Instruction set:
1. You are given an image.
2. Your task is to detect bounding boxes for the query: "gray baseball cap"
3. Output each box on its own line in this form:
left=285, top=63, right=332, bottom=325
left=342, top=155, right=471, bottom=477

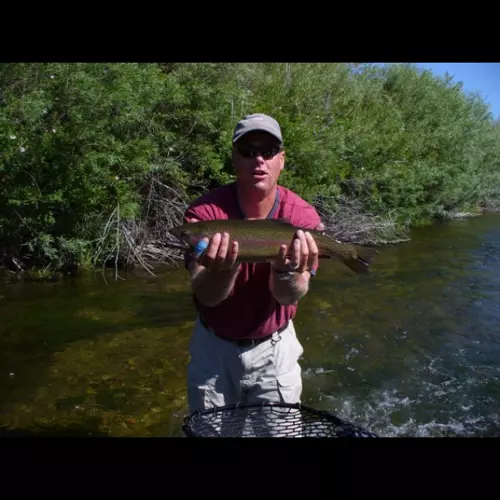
left=232, top=113, right=283, bottom=144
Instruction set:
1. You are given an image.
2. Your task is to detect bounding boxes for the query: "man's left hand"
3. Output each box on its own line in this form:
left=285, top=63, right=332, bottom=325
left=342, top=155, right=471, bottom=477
left=274, top=229, right=319, bottom=275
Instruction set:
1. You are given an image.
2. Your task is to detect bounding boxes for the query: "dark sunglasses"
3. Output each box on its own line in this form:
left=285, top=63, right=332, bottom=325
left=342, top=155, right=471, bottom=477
left=236, top=144, right=282, bottom=160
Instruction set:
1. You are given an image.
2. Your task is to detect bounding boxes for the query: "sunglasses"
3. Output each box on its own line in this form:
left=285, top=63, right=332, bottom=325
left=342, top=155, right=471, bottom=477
left=236, top=144, right=282, bottom=160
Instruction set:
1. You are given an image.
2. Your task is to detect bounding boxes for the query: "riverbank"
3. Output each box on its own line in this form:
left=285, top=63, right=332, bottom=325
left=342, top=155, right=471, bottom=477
left=2, top=63, right=500, bottom=285
left=1, top=212, right=500, bottom=437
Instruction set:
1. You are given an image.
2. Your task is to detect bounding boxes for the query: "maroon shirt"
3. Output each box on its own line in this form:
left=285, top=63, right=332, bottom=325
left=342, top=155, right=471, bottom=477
left=184, top=182, right=322, bottom=340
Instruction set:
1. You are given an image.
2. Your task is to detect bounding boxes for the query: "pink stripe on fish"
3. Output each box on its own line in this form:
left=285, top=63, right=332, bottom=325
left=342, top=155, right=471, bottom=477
left=237, top=239, right=287, bottom=247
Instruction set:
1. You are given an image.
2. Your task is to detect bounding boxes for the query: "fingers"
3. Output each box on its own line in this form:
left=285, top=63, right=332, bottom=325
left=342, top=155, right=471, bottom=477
left=274, top=244, right=289, bottom=271
left=201, top=232, right=224, bottom=269
left=294, top=230, right=312, bottom=273
left=215, top=232, right=230, bottom=268
left=199, top=232, right=239, bottom=271
left=289, top=234, right=302, bottom=271
left=201, top=233, right=221, bottom=264
left=315, top=222, right=325, bottom=231
left=305, top=231, right=319, bottom=271
left=226, top=240, right=239, bottom=268
left=279, top=244, right=288, bottom=261
left=282, top=230, right=318, bottom=274
left=300, top=232, right=310, bottom=272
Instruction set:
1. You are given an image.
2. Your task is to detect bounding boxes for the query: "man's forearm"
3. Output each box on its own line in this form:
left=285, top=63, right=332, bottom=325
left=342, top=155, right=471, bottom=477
left=191, top=265, right=241, bottom=307
left=269, top=270, right=310, bottom=305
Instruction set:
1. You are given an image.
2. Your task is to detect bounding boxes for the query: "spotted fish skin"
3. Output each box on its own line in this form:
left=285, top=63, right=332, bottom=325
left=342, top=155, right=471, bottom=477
left=169, top=219, right=373, bottom=274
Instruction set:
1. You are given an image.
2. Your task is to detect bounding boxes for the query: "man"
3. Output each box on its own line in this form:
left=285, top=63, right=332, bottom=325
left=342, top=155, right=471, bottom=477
left=183, top=113, right=324, bottom=419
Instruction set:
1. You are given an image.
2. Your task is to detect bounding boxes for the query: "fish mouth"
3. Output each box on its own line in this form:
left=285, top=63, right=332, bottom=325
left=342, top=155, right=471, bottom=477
left=166, top=226, right=190, bottom=250
left=169, top=226, right=180, bottom=238
left=165, top=238, right=190, bottom=251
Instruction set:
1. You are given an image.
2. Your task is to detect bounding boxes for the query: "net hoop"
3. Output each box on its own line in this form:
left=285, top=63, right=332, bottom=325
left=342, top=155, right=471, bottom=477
left=182, top=401, right=378, bottom=438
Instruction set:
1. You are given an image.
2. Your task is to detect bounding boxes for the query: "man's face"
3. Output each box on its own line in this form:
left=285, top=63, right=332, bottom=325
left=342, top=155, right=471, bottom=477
left=232, top=131, right=285, bottom=194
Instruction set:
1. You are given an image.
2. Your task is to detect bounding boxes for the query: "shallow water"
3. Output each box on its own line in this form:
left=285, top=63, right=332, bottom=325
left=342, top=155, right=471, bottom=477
left=1, top=213, right=499, bottom=437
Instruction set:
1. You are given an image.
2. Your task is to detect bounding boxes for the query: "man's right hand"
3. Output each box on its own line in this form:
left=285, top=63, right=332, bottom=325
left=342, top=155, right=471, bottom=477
left=186, top=218, right=239, bottom=273
left=198, top=232, right=239, bottom=272
left=185, top=218, right=241, bottom=307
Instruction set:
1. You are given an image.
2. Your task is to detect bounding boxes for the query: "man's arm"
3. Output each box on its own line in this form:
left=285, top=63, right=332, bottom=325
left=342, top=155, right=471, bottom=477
left=269, top=268, right=311, bottom=305
left=184, top=221, right=241, bottom=308
left=189, top=264, right=241, bottom=308
left=188, top=234, right=240, bottom=307
left=269, top=229, right=319, bottom=305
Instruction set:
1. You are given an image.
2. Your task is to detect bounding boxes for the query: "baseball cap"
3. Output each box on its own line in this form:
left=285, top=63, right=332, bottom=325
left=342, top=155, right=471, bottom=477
left=232, top=113, right=283, bottom=144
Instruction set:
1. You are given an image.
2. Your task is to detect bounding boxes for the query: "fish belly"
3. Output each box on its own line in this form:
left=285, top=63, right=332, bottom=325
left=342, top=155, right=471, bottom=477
left=235, top=237, right=288, bottom=262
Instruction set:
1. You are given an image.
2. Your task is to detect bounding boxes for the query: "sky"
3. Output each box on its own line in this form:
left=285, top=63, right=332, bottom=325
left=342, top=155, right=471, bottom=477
left=414, top=63, right=500, bottom=120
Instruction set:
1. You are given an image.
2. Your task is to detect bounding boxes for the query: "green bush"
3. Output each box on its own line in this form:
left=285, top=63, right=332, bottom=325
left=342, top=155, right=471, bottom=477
left=1, top=62, right=499, bottom=271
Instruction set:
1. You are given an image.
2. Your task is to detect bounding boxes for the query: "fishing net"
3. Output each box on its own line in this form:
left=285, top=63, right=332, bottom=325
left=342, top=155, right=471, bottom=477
left=182, top=402, right=378, bottom=438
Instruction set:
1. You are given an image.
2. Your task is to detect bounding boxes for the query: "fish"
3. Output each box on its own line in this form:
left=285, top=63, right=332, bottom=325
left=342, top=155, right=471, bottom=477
left=168, top=219, right=374, bottom=274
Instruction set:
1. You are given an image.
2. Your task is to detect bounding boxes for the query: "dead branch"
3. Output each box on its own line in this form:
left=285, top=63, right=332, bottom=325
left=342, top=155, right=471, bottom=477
left=91, top=174, right=199, bottom=280
left=314, top=194, right=410, bottom=246
left=115, top=202, right=120, bottom=280
left=437, top=210, right=480, bottom=221
left=479, top=198, right=500, bottom=213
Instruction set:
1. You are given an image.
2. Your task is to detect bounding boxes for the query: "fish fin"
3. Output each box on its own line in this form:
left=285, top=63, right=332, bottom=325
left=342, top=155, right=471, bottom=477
left=344, top=255, right=371, bottom=274
left=164, top=239, right=190, bottom=251
left=269, top=217, right=296, bottom=228
left=344, top=245, right=380, bottom=274
left=356, top=245, right=379, bottom=262
left=277, top=217, right=320, bottom=232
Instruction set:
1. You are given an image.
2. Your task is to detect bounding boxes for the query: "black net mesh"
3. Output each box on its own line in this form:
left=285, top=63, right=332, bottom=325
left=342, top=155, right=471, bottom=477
left=182, top=402, right=378, bottom=438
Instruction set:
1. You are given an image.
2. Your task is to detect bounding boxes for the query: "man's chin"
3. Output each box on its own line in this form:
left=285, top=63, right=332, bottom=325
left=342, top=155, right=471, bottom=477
left=238, top=176, right=277, bottom=196
left=251, top=180, right=276, bottom=194
left=251, top=175, right=274, bottom=187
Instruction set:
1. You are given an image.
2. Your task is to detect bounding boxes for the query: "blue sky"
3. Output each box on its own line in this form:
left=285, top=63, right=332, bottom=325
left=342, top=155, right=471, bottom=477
left=415, top=63, right=500, bottom=120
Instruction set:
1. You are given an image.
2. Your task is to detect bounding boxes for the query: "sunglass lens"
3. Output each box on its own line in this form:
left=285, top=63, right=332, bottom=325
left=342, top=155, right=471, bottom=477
left=238, top=146, right=280, bottom=159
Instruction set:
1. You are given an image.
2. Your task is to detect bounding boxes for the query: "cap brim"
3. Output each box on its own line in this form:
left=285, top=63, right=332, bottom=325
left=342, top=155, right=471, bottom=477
left=233, top=126, right=282, bottom=144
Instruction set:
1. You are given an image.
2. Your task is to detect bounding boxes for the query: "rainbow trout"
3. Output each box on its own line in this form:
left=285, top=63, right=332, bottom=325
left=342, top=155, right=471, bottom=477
left=168, top=219, right=373, bottom=274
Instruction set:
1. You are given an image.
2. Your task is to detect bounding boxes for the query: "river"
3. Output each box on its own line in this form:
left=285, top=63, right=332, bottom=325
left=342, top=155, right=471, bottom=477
left=1, top=213, right=499, bottom=437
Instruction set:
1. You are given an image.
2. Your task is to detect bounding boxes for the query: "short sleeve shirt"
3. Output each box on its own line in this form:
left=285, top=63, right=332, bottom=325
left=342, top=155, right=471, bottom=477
left=184, top=182, right=322, bottom=340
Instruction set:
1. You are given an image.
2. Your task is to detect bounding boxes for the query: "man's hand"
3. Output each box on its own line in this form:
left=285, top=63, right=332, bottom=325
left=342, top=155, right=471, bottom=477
left=185, top=217, right=239, bottom=272
left=197, top=233, right=239, bottom=272
left=269, top=222, right=324, bottom=306
left=185, top=217, right=241, bottom=307
left=273, top=230, right=319, bottom=275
